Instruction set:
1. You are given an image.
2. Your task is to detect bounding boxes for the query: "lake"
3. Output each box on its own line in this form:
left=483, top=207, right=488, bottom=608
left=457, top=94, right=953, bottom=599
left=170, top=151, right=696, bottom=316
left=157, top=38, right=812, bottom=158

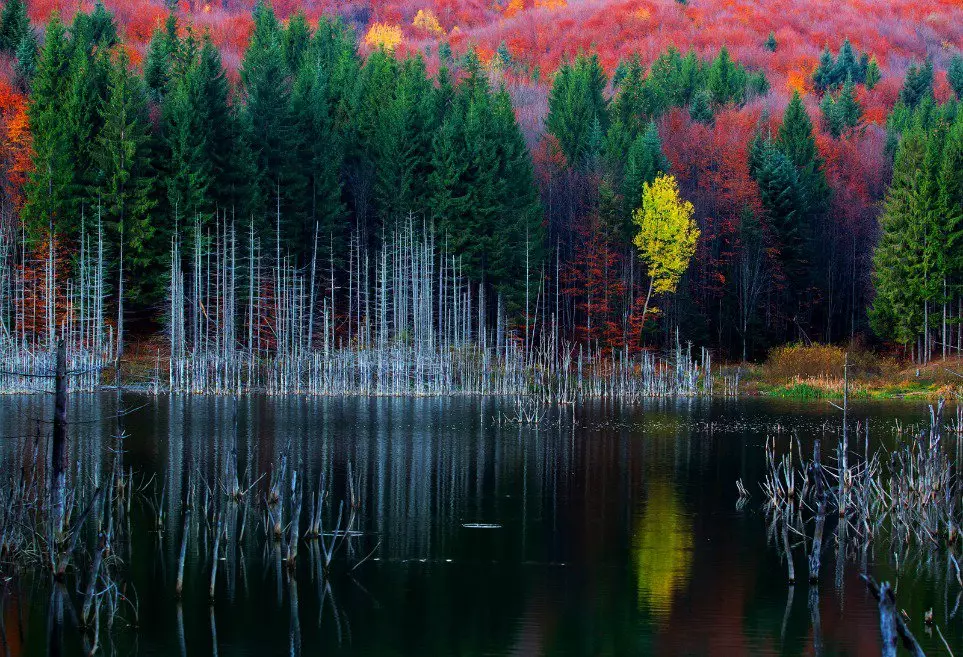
left=0, top=394, right=957, bottom=656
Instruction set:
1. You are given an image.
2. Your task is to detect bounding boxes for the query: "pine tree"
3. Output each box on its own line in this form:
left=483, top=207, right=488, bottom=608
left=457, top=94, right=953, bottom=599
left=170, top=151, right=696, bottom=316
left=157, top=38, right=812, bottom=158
left=949, top=54, right=963, bottom=100
left=764, top=32, right=777, bottom=52
left=755, top=142, right=807, bottom=281
left=0, top=0, right=28, bottom=54
left=622, top=121, right=669, bottom=231
left=144, top=15, right=181, bottom=100
left=706, top=47, right=746, bottom=105
left=870, top=128, right=928, bottom=345
left=22, top=14, right=73, bottom=239
left=865, top=56, right=881, bottom=90
left=833, top=39, right=860, bottom=84
left=777, top=91, right=830, bottom=219
left=546, top=53, right=609, bottom=167
left=291, top=51, right=346, bottom=253
left=813, top=46, right=835, bottom=93
left=241, top=0, right=304, bottom=235
left=95, top=48, right=159, bottom=306
left=13, top=26, right=37, bottom=91
left=283, top=10, right=310, bottom=73
left=835, top=77, right=862, bottom=131
left=161, top=56, right=212, bottom=226
left=820, top=92, right=841, bottom=137
left=899, top=60, right=934, bottom=109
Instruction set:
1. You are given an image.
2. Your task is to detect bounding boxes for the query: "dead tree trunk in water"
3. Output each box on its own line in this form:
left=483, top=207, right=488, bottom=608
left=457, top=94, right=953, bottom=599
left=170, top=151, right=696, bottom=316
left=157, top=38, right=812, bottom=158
left=808, top=439, right=828, bottom=584
left=51, top=340, right=67, bottom=577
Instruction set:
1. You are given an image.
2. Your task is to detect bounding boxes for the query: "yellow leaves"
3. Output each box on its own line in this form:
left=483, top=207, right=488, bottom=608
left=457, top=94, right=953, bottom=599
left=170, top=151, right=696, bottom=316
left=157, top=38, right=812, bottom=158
left=632, top=174, right=699, bottom=296
left=535, top=0, right=567, bottom=10
left=412, top=9, right=444, bottom=35
left=634, top=7, right=652, bottom=21
left=364, top=23, right=403, bottom=51
left=633, top=480, right=693, bottom=616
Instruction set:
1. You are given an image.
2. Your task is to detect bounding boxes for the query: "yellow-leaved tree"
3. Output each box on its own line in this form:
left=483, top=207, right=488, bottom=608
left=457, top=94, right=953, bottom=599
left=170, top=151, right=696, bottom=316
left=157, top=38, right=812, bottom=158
left=632, top=174, right=700, bottom=331
left=364, top=23, right=403, bottom=51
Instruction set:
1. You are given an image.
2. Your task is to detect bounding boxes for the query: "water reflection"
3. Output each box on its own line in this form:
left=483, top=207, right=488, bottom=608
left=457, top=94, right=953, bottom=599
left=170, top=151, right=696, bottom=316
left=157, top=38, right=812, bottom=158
left=0, top=396, right=957, bottom=655
left=633, top=479, right=693, bottom=618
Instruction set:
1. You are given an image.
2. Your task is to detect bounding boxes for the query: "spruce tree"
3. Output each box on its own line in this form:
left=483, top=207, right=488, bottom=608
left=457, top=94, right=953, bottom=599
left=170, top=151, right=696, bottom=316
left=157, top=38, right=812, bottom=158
left=764, top=32, right=777, bottom=52
left=777, top=91, right=830, bottom=219
left=241, top=0, right=304, bottom=236
left=870, top=128, right=928, bottom=345
left=835, top=77, right=862, bottom=130
left=546, top=53, right=609, bottom=167
left=755, top=142, right=807, bottom=282
left=291, top=51, right=346, bottom=253
left=899, top=60, right=934, bottom=109
left=95, top=49, right=159, bottom=306
left=865, top=56, right=881, bottom=90
left=622, top=121, right=668, bottom=226
left=949, top=54, right=963, bottom=100
left=813, top=47, right=835, bottom=92
left=0, top=0, right=28, bottom=54
left=22, top=14, right=73, bottom=239
left=13, top=26, right=37, bottom=90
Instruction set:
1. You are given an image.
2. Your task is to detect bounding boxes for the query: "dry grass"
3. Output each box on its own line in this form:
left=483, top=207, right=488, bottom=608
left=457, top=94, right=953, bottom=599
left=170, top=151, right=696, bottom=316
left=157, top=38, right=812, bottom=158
left=761, top=343, right=900, bottom=385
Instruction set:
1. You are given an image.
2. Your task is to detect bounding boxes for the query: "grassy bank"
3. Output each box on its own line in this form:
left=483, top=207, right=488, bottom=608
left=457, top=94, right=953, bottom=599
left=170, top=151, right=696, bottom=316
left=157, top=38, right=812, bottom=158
left=740, top=344, right=963, bottom=400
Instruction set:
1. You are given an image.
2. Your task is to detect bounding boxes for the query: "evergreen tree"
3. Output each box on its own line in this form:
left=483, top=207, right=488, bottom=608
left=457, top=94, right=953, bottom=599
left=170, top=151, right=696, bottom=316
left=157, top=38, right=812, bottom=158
left=777, top=91, right=829, bottom=219
left=835, top=77, right=862, bottom=130
left=13, top=26, right=37, bottom=90
left=899, top=60, right=934, bottom=109
left=160, top=54, right=212, bottom=226
left=144, top=15, right=181, bottom=100
left=22, top=14, right=73, bottom=238
left=820, top=92, right=841, bottom=137
left=813, top=46, right=835, bottom=92
left=688, top=89, right=713, bottom=123
left=283, top=11, right=310, bottom=73
left=546, top=53, right=609, bottom=167
left=622, top=121, right=668, bottom=223
left=755, top=141, right=807, bottom=281
left=833, top=39, right=860, bottom=84
left=865, top=56, right=881, bottom=90
left=291, top=50, right=346, bottom=252
left=764, top=32, right=777, bottom=52
left=949, top=54, right=963, bottom=100
left=870, top=129, right=929, bottom=345
left=241, top=0, right=304, bottom=236
left=0, top=0, right=28, bottom=54
left=95, top=49, right=159, bottom=306
left=706, top=47, right=746, bottom=105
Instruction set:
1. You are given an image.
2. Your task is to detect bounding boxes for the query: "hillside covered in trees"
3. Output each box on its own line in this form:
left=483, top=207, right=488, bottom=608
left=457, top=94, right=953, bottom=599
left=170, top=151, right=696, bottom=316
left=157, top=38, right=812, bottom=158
left=0, top=0, right=962, bottom=364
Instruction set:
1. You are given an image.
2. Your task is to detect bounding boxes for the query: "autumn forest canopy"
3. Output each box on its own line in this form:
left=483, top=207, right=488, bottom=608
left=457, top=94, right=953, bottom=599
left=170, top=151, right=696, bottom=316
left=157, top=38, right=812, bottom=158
left=1, top=0, right=963, bottom=363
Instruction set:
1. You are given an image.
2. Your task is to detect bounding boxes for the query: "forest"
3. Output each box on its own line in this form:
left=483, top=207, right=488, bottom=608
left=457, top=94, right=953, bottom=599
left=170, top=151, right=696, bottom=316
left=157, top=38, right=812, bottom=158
left=0, top=0, right=961, bottom=374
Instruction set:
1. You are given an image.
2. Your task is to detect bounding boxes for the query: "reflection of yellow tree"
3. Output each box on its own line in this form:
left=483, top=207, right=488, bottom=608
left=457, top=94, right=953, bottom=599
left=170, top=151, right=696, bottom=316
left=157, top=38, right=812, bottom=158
left=633, top=479, right=693, bottom=618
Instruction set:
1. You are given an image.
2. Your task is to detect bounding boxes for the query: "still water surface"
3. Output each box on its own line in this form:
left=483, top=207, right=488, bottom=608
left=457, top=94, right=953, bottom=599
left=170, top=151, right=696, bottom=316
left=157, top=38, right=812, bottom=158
left=0, top=395, right=958, bottom=656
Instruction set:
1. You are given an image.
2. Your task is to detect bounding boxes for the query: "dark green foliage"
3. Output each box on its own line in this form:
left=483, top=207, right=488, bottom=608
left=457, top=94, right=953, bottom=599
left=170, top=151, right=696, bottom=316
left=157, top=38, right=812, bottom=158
left=949, top=54, right=963, bottom=100
left=95, top=49, right=159, bottom=306
left=546, top=53, right=609, bottom=167
left=22, top=14, right=73, bottom=238
left=753, top=138, right=807, bottom=280
left=13, top=26, right=38, bottom=90
left=144, top=15, right=181, bottom=100
left=777, top=92, right=830, bottom=220
left=764, top=32, right=777, bottom=52
left=0, top=0, right=28, bottom=54
left=899, top=60, right=934, bottom=109
left=865, top=56, right=881, bottom=90
left=241, top=0, right=304, bottom=235
left=812, top=39, right=872, bottom=92
left=821, top=78, right=862, bottom=137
